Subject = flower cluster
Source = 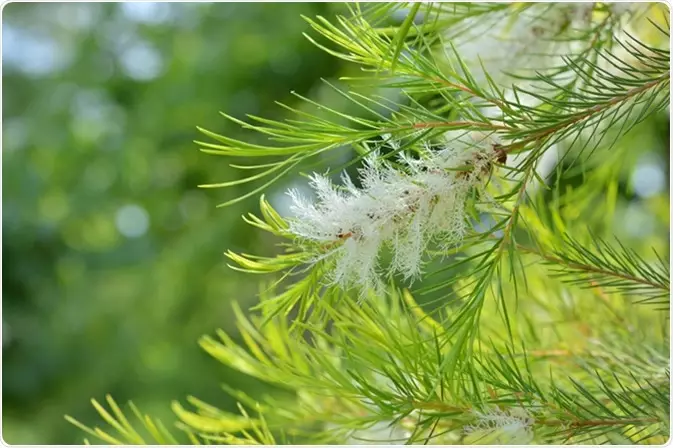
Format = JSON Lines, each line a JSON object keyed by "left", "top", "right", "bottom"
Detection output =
{"left": 464, "top": 406, "right": 535, "bottom": 445}
{"left": 447, "top": 3, "right": 640, "bottom": 87}
{"left": 448, "top": 3, "right": 645, "bottom": 195}
{"left": 286, "top": 132, "right": 500, "bottom": 292}
{"left": 447, "top": 4, "right": 591, "bottom": 84}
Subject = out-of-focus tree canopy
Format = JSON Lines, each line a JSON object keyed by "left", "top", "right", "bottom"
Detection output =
{"left": 2, "top": 3, "right": 346, "bottom": 444}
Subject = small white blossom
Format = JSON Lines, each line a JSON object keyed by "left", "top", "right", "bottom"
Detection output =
{"left": 445, "top": 4, "right": 595, "bottom": 87}
{"left": 287, "top": 133, "right": 498, "bottom": 292}
{"left": 466, "top": 2, "right": 641, "bottom": 195}
{"left": 445, "top": 2, "right": 644, "bottom": 89}
{"left": 464, "top": 406, "right": 535, "bottom": 445}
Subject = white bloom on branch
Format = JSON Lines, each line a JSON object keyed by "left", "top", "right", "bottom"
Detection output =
{"left": 287, "top": 132, "right": 499, "bottom": 292}
{"left": 445, "top": 4, "right": 593, "bottom": 85}
{"left": 444, "top": 3, "right": 638, "bottom": 88}
{"left": 464, "top": 406, "right": 535, "bottom": 445}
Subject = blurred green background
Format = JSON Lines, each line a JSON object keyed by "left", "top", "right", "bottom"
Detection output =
{"left": 2, "top": 2, "right": 353, "bottom": 444}
{"left": 2, "top": 2, "right": 669, "bottom": 445}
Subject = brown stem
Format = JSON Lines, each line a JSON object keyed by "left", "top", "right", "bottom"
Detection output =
{"left": 429, "top": 76, "right": 508, "bottom": 110}
{"left": 500, "top": 74, "right": 670, "bottom": 153}
{"left": 516, "top": 244, "right": 668, "bottom": 292}
{"left": 412, "top": 120, "right": 511, "bottom": 131}
{"left": 412, "top": 401, "right": 660, "bottom": 429}
{"left": 541, "top": 417, "right": 659, "bottom": 428}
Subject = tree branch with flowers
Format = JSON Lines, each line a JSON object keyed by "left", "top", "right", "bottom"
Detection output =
{"left": 68, "top": 2, "right": 670, "bottom": 445}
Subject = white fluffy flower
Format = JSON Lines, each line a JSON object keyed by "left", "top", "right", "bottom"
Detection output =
{"left": 444, "top": 3, "right": 640, "bottom": 88}
{"left": 445, "top": 4, "right": 594, "bottom": 86}
{"left": 287, "top": 133, "right": 498, "bottom": 292}
{"left": 459, "top": 2, "right": 643, "bottom": 194}
{"left": 464, "top": 406, "right": 535, "bottom": 445}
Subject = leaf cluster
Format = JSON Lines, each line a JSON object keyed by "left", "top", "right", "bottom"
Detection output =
{"left": 68, "top": 3, "right": 670, "bottom": 445}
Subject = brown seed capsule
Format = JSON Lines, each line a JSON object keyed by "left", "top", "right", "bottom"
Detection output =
{"left": 494, "top": 144, "right": 507, "bottom": 165}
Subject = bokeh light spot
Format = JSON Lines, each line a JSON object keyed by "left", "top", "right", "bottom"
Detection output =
{"left": 119, "top": 41, "right": 164, "bottom": 81}
{"left": 38, "top": 191, "right": 69, "bottom": 224}
{"left": 115, "top": 204, "right": 150, "bottom": 238}
{"left": 120, "top": 2, "right": 173, "bottom": 25}
{"left": 3, "top": 118, "right": 29, "bottom": 152}
{"left": 2, "top": 24, "right": 72, "bottom": 76}
{"left": 632, "top": 160, "right": 665, "bottom": 199}
{"left": 55, "top": 3, "right": 100, "bottom": 31}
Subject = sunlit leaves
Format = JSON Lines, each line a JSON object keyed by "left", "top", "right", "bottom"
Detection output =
{"left": 68, "top": 3, "right": 670, "bottom": 446}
